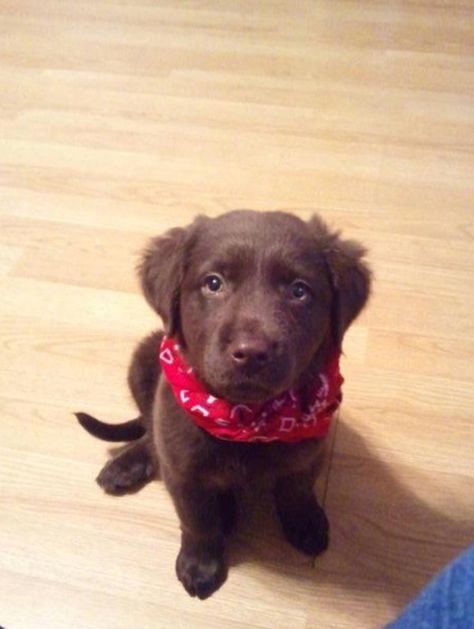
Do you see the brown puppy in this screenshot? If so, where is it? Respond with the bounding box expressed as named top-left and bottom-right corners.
top-left (77, 210), bottom-right (371, 599)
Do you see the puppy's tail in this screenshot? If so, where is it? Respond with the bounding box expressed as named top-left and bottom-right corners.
top-left (75, 412), bottom-right (145, 442)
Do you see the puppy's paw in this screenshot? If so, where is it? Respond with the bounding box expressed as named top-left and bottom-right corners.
top-left (96, 457), bottom-right (155, 495)
top-left (278, 498), bottom-right (329, 557)
top-left (176, 547), bottom-right (227, 599)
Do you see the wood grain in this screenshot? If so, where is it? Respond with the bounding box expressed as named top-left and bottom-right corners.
top-left (1, 1), bottom-right (473, 627)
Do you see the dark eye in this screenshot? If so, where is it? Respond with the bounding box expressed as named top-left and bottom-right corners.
top-left (291, 280), bottom-right (311, 301)
top-left (203, 274), bottom-right (224, 294)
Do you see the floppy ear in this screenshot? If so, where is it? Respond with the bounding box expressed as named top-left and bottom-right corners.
top-left (138, 226), bottom-right (188, 335)
top-left (307, 215), bottom-right (372, 348)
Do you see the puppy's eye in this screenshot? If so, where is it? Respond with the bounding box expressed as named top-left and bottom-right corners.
top-left (203, 274), bottom-right (224, 294)
top-left (291, 280), bottom-right (311, 301)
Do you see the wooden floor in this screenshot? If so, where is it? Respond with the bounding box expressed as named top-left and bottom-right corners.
top-left (1, 1), bottom-right (474, 627)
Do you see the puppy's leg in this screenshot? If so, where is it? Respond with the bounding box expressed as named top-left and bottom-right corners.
top-left (127, 330), bottom-right (163, 427)
top-left (218, 488), bottom-right (238, 536)
top-left (275, 469), bottom-right (329, 557)
top-left (94, 329), bottom-right (162, 495)
top-left (97, 436), bottom-right (157, 495)
top-left (166, 477), bottom-right (228, 599)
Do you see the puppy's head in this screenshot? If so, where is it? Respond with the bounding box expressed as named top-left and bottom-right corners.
top-left (139, 210), bottom-right (370, 404)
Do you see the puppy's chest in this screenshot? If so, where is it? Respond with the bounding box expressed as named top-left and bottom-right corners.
top-left (156, 380), bottom-right (324, 488)
top-left (201, 439), bottom-right (323, 490)
top-left (201, 456), bottom-right (249, 490)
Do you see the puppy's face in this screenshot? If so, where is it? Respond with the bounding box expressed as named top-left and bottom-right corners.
top-left (179, 213), bottom-right (332, 403)
top-left (140, 210), bottom-right (370, 404)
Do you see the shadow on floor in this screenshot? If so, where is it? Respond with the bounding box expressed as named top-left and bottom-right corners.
top-left (226, 418), bottom-right (474, 618)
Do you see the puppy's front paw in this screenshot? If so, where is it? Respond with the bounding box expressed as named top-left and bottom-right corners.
top-left (176, 547), bottom-right (227, 599)
top-left (277, 497), bottom-right (329, 557)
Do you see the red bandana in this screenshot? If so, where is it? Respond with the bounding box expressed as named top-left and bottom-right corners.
top-left (159, 336), bottom-right (343, 443)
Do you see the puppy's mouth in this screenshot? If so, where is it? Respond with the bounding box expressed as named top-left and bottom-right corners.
top-left (218, 380), bottom-right (274, 405)
top-left (206, 370), bottom-right (292, 405)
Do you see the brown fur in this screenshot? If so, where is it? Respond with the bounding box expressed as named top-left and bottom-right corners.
top-left (77, 210), bottom-right (371, 599)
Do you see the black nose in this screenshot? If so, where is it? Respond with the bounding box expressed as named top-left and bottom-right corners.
top-left (230, 338), bottom-right (270, 368)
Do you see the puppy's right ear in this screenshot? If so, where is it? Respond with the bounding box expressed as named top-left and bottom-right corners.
top-left (138, 227), bottom-right (188, 335)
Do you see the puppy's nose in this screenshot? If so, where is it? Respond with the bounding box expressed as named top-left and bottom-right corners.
top-left (230, 339), bottom-right (270, 367)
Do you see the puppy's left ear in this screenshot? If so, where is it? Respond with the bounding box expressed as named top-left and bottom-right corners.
top-left (308, 215), bottom-right (372, 348)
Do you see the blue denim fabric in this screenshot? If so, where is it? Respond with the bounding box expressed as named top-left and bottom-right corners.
top-left (386, 545), bottom-right (474, 629)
